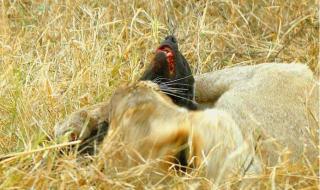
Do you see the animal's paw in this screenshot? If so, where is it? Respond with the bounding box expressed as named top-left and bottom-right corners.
top-left (54, 102), bottom-right (110, 142)
top-left (54, 110), bottom-right (93, 142)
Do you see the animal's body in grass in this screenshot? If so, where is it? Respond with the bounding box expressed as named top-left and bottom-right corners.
top-left (55, 36), bottom-right (197, 153)
top-left (195, 63), bottom-right (318, 165)
top-left (55, 41), bottom-right (318, 183)
top-left (98, 80), bottom-right (261, 185)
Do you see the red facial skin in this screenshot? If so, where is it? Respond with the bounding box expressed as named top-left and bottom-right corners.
top-left (156, 45), bottom-right (175, 75)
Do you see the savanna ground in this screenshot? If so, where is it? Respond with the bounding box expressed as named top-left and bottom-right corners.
top-left (0, 0), bottom-right (319, 189)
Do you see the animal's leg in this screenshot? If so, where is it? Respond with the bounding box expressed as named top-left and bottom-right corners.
top-left (54, 102), bottom-right (110, 141)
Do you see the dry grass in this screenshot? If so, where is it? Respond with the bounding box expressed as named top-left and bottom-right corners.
top-left (0, 0), bottom-right (319, 189)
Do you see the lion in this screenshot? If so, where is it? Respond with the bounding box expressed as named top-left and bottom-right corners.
top-left (195, 63), bottom-right (319, 165)
top-left (98, 81), bottom-right (261, 183)
top-left (54, 63), bottom-right (319, 184)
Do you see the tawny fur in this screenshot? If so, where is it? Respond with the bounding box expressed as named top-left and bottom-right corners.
top-left (54, 102), bottom-right (110, 141)
top-left (99, 81), bottom-right (261, 183)
top-left (54, 63), bottom-right (319, 182)
top-left (196, 63), bottom-right (319, 165)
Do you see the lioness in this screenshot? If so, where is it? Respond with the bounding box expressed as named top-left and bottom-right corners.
top-left (55, 63), bottom-right (318, 183)
top-left (55, 35), bottom-right (197, 153)
top-left (98, 80), bottom-right (261, 184)
top-left (196, 63), bottom-right (319, 165)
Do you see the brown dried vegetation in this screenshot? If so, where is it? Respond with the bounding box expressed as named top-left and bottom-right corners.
top-left (0, 0), bottom-right (318, 189)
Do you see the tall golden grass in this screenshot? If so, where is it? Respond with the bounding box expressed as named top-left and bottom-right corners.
top-left (0, 0), bottom-right (318, 189)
